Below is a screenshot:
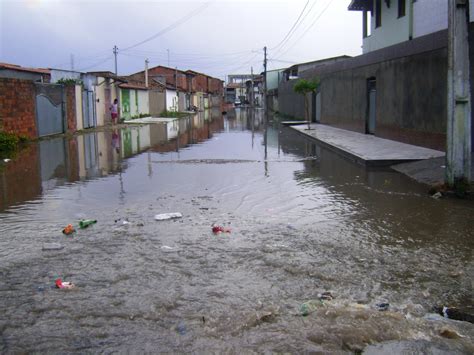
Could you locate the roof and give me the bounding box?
[87,71,128,82]
[348,0,373,11]
[226,82,245,89]
[119,82,149,90]
[186,69,223,82]
[284,55,352,73]
[0,62,50,75]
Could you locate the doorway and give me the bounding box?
[367,78,376,134]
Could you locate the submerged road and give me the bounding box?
[0,108,473,353]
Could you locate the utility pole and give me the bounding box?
[113,45,118,75]
[175,66,178,111]
[167,49,170,67]
[251,66,254,107]
[264,46,268,121]
[447,0,472,188]
[145,58,149,88]
[70,54,74,71]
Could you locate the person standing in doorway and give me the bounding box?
[110,98,119,124]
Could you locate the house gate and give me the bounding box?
[82,90,96,128]
[35,83,64,137]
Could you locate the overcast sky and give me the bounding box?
[1,0,362,81]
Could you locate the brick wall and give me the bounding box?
[0,78,37,138]
[65,85,77,133]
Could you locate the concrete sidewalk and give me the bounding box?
[290,123,445,167]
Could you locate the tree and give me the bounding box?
[294,78,320,130]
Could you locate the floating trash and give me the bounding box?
[376,303,390,311]
[154,212,183,221]
[42,243,64,251]
[62,224,75,235]
[79,219,97,229]
[212,225,231,234]
[55,278,75,289]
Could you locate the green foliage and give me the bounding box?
[57,78,83,86]
[0,132,21,158]
[159,110,188,118]
[130,113,150,119]
[0,131,20,153]
[293,78,320,95]
[294,78,320,129]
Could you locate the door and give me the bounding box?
[82,90,96,128]
[367,78,376,134]
[35,83,64,137]
[315,92,321,123]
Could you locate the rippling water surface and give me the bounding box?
[0,109,473,353]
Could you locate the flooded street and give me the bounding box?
[0,108,473,353]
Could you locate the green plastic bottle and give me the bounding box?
[79,219,97,229]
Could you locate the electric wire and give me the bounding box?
[270,0,319,59]
[273,0,332,60]
[76,55,113,72]
[270,0,311,51]
[120,1,212,52]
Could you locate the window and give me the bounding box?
[375,0,382,28]
[398,0,406,18]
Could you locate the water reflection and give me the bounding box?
[0,109,223,212]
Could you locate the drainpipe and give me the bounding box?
[409,0,414,40]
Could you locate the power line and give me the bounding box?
[274,0,333,60]
[76,55,113,72]
[271,0,320,58]
[270,0,310,51]
[121,1,213,52]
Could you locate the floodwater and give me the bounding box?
[0,108,473,353]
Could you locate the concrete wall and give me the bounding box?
[137,89,149,115]
[95,77,106,126]
[278,79,305,119]
[166,89,178,111]
[317,43,448,150]
[50,69,81,83]
[178,92,186,111]
[149,90,165,115]
[75,84,83,130]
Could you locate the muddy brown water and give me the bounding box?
[0,109,473,353]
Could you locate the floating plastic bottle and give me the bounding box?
[79,219,97,229]
[300,300,322,316]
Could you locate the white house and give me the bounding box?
[349,0,474,53]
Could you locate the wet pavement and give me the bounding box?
[0,108,473,353]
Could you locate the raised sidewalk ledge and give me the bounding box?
[123,116,179,124]
[290,123,445,167]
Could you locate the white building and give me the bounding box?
[349,0,474,53]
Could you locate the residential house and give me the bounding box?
[0,62,50,82]
[245,75,263,107]
[128,65,187,112]
[226,74,253,104]
[85,71,125,127]
[118,81,150,120]
[276,0,474,151]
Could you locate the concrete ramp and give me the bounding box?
[291,124,445,167]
